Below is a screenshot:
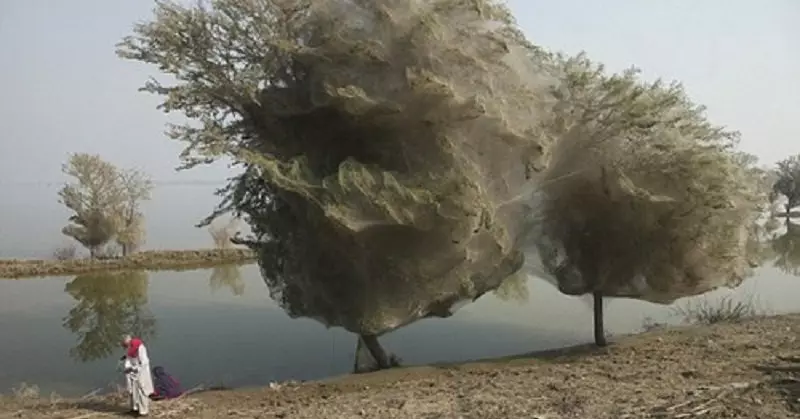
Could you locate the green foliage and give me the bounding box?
[671,293,761,325]
[62,270,156,362]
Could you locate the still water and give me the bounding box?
[1,263,799,397]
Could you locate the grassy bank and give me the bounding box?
[3,313,798,418]
[0,248,256,279]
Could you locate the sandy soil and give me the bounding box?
[0,249,256,278]
[2,314,799,419]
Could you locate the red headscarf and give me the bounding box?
[126,337,143,358]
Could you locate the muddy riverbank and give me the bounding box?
[2,313,798,418]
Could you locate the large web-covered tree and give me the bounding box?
[118,0,557,366]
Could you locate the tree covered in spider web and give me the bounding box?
[117,0,558,367]
[520,51,767,345]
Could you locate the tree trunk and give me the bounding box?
[593,291,607,347]
[360,334,392,370]
[352,338,361,373]
[89,247,97,260]
[121,243,129,257]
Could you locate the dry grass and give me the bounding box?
[3,314,799,418]
[0,248,256,279]
[641,316,669,332]
[671,293,764,325]
[1,384,207,419]
[52,245,79,261]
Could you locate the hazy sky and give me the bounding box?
[0,0,797,256]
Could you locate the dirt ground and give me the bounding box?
[2,314,799,419]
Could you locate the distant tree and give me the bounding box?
[208,217,242,249]
[114,169,153,256]
[772,154,800,217]
[52,244,78,261]
[58,154,153,258]
[59,153,124,259]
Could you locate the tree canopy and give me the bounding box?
[115,168,154,256]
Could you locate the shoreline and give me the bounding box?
[3,313,798,418]
[0,248,257,279]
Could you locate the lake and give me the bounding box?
[1,264,799,397]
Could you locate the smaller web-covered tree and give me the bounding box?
[527,52,765,346]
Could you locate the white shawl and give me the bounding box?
[124,343,155,414]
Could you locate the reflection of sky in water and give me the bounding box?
[0,264,798,396]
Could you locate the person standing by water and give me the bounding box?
[120,335,155,417]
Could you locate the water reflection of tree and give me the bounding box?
[772,221,800,276]
[63,270,156,362]
[208,264,245,296]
